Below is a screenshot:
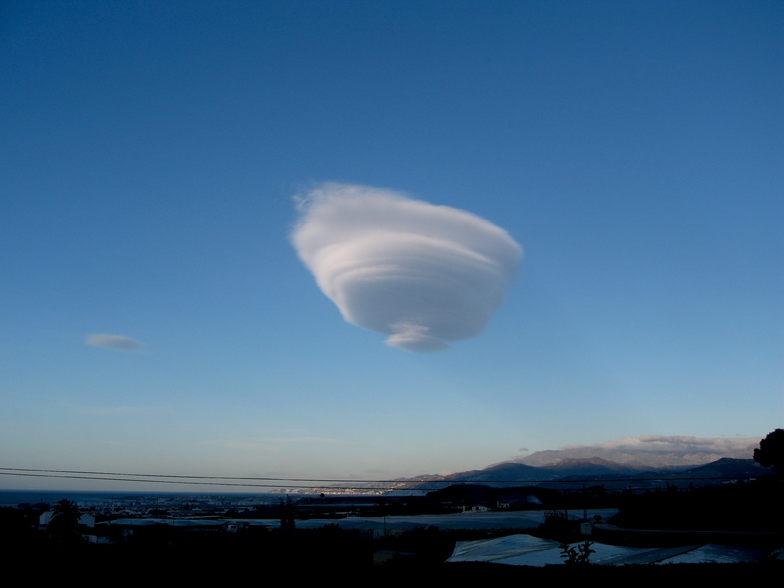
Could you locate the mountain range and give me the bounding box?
[388,435,767,492]
[397,456,770,491]
[309,435,768,494]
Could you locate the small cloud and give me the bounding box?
[291,183,522,352]
[85,333,142,352]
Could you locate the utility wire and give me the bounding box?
[0,471,396,490]
[0,466,759,488]
[0,466,407,483]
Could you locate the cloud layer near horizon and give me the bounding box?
[291,183,522,351]
[519,435,760,467]
[85,333,142,352]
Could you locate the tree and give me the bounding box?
[47,499,83,545]
[560,540,595,565]
[753,429,784,475]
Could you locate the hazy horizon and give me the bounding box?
[0,432,765,493]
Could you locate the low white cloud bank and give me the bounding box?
[85,333,142,352]
[291,183,522,351]
[518,435,760,467]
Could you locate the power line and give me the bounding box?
[0,466,404,483]
[0,466,758,489]
[0,471,394,490]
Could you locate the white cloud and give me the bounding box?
[597,435,758,456]
[291,183,522,351]
[518,435,759,467]
[85,333,142,352]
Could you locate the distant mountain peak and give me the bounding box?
[541,457,645,472]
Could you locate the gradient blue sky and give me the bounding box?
[2,1,782,490]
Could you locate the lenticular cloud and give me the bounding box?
[291,183,522,352]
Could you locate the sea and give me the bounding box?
[0,489,283,509]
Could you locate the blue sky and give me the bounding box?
[2,1,782,490]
